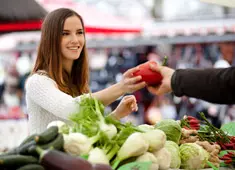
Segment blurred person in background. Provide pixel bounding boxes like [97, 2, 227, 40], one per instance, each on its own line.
[214, 42, 234, 67]
[25, 8, 146, 134]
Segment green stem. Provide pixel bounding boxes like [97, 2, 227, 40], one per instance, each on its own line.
[89, 132, 100, 145]
[107, 144, 120, 161]
[36, 146, 48, 162]
[112, 159, 121, 170]
[162, 56, 168, 66]
[199, 112, 230, 143]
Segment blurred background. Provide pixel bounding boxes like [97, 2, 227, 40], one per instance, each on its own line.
[0, 0, 235, 151]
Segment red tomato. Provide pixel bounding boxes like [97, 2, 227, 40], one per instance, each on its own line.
[133, 61, 163, 85]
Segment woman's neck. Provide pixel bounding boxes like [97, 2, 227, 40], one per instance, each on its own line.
[62, 59, 73, 75]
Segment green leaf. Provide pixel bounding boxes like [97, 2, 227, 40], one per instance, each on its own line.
[221, 122, 235, 136]
[219, 150, 235, 157]
[117, 161, 152, 170]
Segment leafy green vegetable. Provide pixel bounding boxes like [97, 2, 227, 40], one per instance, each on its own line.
[221, 122, 235, 136]
[179, 143, 209, 169]
[117, 161, 152, 170]
[155, 119, 182, 144]
[164, 141, 181, 168]
[69, 94, 117, 139]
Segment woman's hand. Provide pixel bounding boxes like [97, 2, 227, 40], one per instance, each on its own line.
[147, 64, 175, 96]
[111, 95, 138, 120]
[120, 67, 146, 94]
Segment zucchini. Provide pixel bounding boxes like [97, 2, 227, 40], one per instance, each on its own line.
[18, 140, 36, 155]
[16, 164, 45, 170]
[34, 126, 58, 144]
[0, 155, 38, 168]
[19, 134, 38, 146]
[29, 134, 64, 155]
[40, 133, 64, 150]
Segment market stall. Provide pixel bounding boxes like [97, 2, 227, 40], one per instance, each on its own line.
[0, 95, 235, 170]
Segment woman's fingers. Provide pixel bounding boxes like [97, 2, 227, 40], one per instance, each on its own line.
[123, 66, 140, 77]
[124, 76, 142, 85]
[123, 95, 138, 112]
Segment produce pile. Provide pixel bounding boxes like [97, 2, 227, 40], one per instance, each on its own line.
[1, 94, 235, 170]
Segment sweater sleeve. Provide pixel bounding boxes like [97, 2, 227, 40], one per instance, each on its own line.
[25, 74, 82, 120]
[171, 67, 235, 104]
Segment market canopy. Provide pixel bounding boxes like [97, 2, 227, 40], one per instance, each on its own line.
[0, 0, 47, 32]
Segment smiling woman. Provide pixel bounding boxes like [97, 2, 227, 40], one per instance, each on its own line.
[25, 8, 146, 134]
[61, 16, 85, 76]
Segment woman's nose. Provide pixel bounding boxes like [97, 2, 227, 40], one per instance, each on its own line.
[71, 34, 79, 44]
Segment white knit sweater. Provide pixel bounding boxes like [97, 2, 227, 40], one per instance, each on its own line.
[25, 73, 82, 134]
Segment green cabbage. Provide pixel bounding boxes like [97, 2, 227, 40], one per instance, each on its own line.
[155, 119, 181, 144]
[179, 143, 209, 170]
[164, 141, 181, 168]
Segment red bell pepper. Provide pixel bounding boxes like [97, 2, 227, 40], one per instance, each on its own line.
[133, 61, 163, 86]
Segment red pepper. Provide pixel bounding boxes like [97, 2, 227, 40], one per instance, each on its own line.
[224, 143, 234, 148]
[220, 155, 232, 160]
[189, 119, 200, 124]
[218, 143, 227, 150]
[189, 122, 200, 127]
[230, 136, 235, 143]
[186, 116, 197, 121]
[224, 159, 233, 164]
[133, 61, 163, 86]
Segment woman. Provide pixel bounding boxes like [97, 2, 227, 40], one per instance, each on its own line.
[25, 8, 146, 134]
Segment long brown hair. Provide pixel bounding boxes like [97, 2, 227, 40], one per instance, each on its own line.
[32, 8, 90, 96]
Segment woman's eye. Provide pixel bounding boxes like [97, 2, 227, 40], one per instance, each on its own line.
[62, 32, 69, 36]
[77, 31, 84, 35]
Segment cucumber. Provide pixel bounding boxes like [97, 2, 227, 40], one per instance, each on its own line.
[0, 155, 38, 168]
[18, 140, 36, 155]
[29, 134, 64, 155]
[40, 133, 64, 150]
[16, 164, 45, 170]
[1, 141, 36, 157]
[19, 134, 38, 146]
[34, 126, 58, 144]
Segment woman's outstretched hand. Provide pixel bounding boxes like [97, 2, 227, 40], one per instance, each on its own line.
[111, 95, 138, 120]
[120, 67, 146, 93]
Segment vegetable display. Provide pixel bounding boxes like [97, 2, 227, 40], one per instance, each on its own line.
[1, 94, 235, 170]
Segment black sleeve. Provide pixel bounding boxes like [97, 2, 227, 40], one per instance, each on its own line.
[171, 67, 235, 104]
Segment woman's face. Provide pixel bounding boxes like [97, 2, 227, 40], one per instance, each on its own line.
[61, 15, 85, 65]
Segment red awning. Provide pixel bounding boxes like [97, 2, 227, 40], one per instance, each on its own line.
[0, 0, 47, 33]
[0, 20, 42, 32]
